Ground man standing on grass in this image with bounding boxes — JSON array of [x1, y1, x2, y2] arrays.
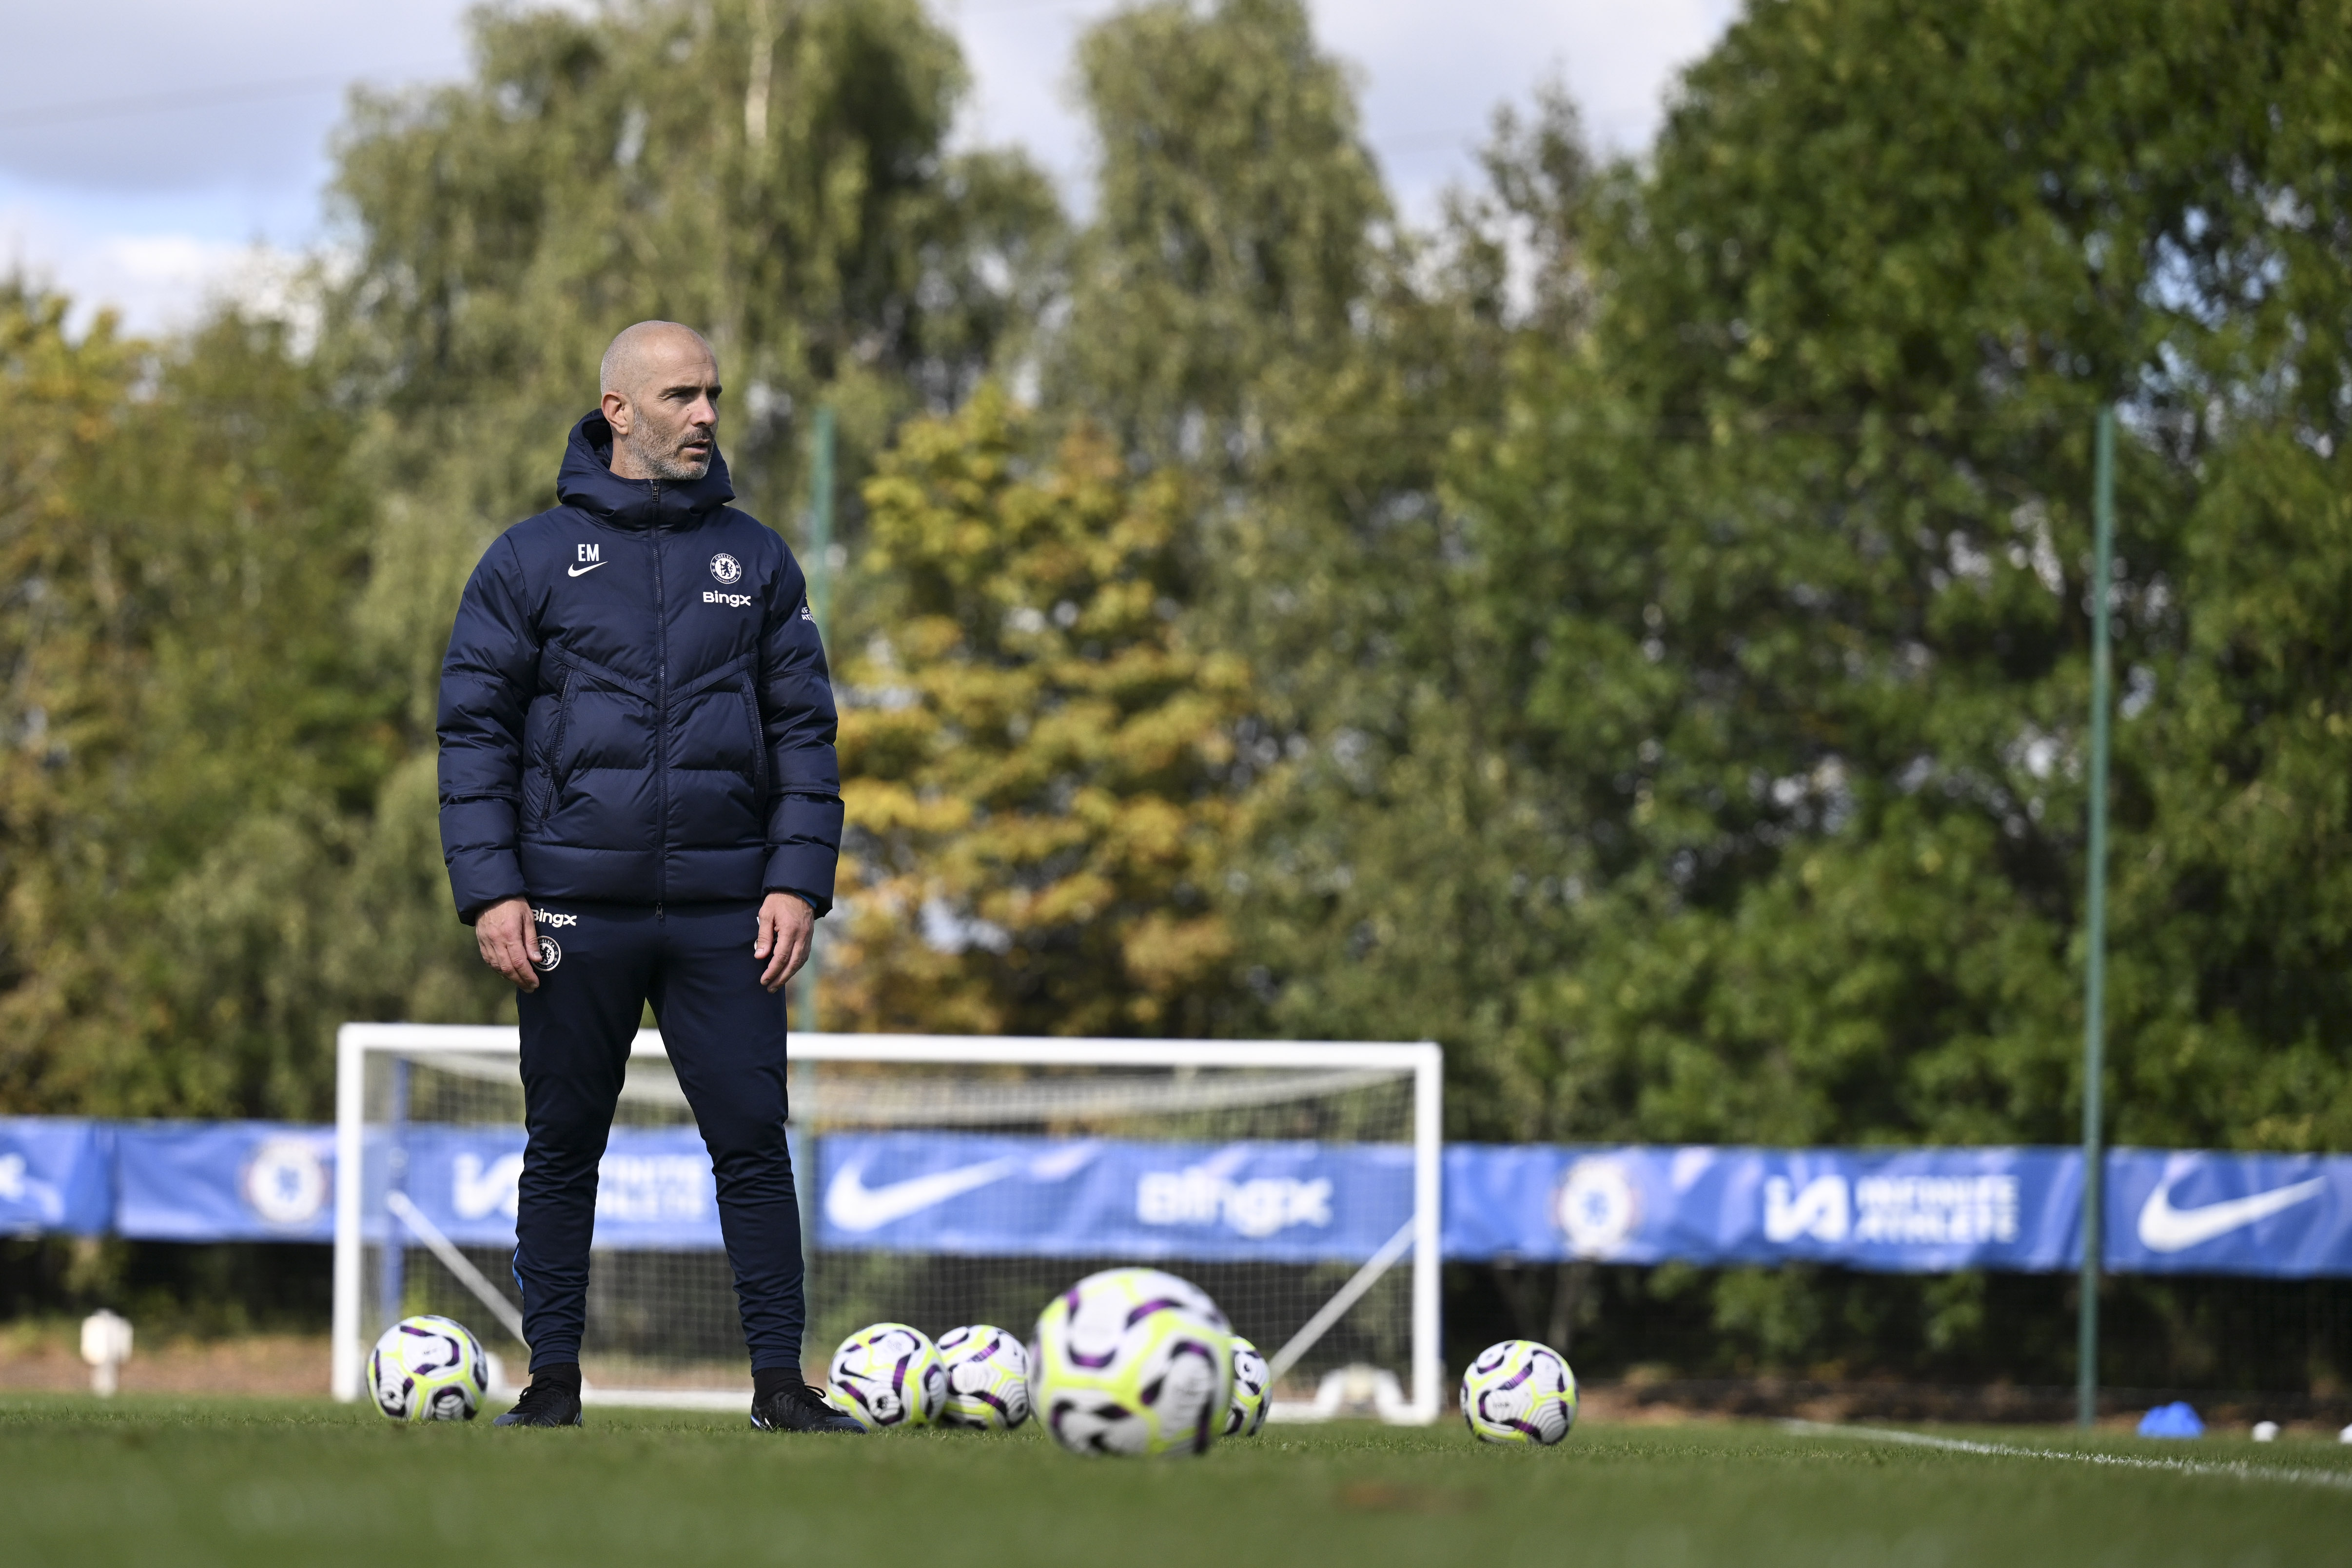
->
[[437, 320, 860, 1433]]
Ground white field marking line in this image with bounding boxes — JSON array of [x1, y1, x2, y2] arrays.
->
[[1783, 1419, 2352, 1493]]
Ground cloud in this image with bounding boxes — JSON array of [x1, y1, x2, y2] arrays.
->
[[0, 196, 314, 338], [1318, 0, 1744, 218], [0, 0, 473, 195], [951, 0, 1741, 219], [0, 0, 470, 333], [3, 0, 1741, 331], [1310, 0, 1742, 158]]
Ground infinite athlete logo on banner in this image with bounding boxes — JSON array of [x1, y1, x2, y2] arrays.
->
[[398, 1126, 722, 1248]]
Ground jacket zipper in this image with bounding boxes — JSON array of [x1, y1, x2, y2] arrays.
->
[[651, 480, 669, 911]]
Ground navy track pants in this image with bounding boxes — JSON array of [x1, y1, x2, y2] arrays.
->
[[513, 900, 804, 1374]]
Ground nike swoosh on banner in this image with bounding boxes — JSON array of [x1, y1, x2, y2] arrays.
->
[[2136, 1173, 2328, 1253], [568, 561, 608, 577], [824, 1157, 1025, 1233]]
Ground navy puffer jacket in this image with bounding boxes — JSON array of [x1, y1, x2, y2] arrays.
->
[[436, 412, 842, 922]]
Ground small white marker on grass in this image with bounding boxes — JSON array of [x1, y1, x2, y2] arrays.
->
[[79, 1310, 132, 1397]]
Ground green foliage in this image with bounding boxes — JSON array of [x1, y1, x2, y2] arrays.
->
[[1022, 3, 1584, 1132], [1448, 0, 2352, 1151], [328, 0, 1054, 436], [1051, 0, 1386, 461], [1210, 90, 1592, 1135], [326, 0, 1061, 719], [0, 293, 400, 1114]]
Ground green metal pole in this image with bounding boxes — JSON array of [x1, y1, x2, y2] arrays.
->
[[2077, 404, 2116, 1429], [798, 404, 835, 1040]]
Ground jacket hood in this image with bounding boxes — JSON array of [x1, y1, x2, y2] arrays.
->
[[556, 410, 736, 528]]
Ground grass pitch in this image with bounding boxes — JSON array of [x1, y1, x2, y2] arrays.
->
[[2, 1395, 2346, 1568]]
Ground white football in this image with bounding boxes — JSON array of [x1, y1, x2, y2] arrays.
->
[[1223, 1334, 1271, 1437], [369, 1314, 487, 1423], [828, 1322, 946, 1430], [1031, 1267, 1232, 1458], [1459, 1338, 1578, 1445], [937, 1324, 1032, 1430]]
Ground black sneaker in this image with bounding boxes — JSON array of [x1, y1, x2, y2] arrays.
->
[[492, 1380, 584, 1427], [750, 1383, 865, 1433]]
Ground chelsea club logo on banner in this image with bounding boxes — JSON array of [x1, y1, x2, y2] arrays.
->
[[1553, 1156, 1641, 1258], [241, 1136, 330, 1228]]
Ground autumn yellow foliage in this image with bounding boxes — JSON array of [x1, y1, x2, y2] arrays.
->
[[828, 388, 1247, 1036]]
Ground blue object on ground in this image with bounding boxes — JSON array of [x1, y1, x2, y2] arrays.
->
[[2137, 1401, 2204, 1438]]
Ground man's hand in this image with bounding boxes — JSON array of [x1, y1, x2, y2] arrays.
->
[[755, 892, 815, 993], [476, 897, 541, 992]]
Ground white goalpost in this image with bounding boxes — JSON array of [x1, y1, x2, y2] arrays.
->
[[332, 1024, 1444, 1423]]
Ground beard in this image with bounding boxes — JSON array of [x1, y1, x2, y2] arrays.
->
[[622, 429, 714, 482]]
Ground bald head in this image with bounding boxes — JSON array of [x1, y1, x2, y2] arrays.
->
[[598, 321, 722, 482], [600, 320, 713, 398]]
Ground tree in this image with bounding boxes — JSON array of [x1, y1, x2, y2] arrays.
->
[[0, 286, 138, 1110], [1033, 0, 1572, 1100], [0, 293, 394, 1115], [328, 0, 1054, 432], [829, 387, 1246, 1036], [324, 0, 1061, 751], [1456, 0, 2352, 1154], [1051, 0, 1385, 466], [1215, 90, 1595, 1135]]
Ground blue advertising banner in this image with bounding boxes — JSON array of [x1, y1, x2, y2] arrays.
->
[[386, 1125, 722, 1251], [815, 1131, 1415, 1264], [2106, 1147, 2352, 1278], [1442, 1144, 2084, 1273], [115, 1122, 338, 1241], [0, 1118, 112, 1236], [113, 1122, 727, 1250], [45, 1117, 2352, 1279]]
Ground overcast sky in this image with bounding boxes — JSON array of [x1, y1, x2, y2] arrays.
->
[[0, 0, 1737, 335]]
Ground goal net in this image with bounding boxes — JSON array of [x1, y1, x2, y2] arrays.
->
[[332, 1026, 1443, 1422]]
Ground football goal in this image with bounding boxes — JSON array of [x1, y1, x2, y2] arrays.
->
[[331, 1025, 1444, 1422]]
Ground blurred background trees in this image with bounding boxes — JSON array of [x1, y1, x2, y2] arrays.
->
[[4, 0, 2351, 1374], [0, 297, 388, 1115], [1458, 0, 2352, 1156]]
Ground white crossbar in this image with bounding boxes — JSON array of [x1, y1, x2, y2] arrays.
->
[[334, 1023, 1434, 1072]]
